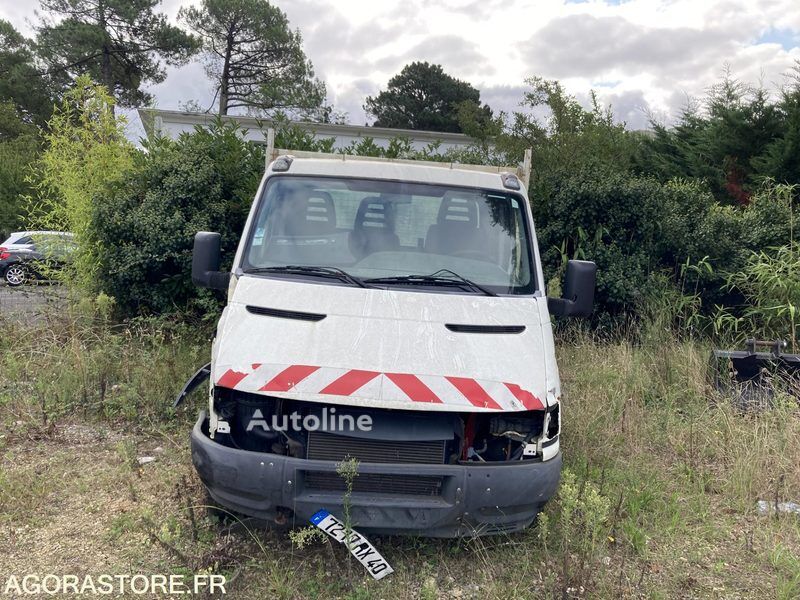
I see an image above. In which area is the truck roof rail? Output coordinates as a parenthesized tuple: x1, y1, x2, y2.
(264, 128, 532, 190)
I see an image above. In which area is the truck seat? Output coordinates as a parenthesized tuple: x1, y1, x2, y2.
(425, 195, 493, 260)
(349, 197, 400, 259)
(284, 191, 337, 236)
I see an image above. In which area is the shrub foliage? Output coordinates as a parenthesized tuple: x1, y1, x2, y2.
(93, 121, 264, 316)
(32, 76, 135, 293)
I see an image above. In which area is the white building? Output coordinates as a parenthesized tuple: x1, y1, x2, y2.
(137, 109, 477, 153)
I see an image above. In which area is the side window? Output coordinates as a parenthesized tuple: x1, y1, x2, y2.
(14, 236, 32, 245)
(35, 235, 57, 255)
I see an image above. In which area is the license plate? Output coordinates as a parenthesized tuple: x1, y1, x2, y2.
(310, 509, 394, 580)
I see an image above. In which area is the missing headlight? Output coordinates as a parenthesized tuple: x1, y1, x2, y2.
(463, 409, 547, 462)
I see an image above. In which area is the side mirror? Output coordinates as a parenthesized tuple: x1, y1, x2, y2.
(547, 260, 597, 318)
(192, 232, 230, 291)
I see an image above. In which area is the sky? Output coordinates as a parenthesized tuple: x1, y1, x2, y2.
(3, 0, 800, 137)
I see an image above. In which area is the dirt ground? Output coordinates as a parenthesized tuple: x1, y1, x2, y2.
(1, 423, 185, 578)
(2, 415, 799, 600)
(0, 419, 452, 599)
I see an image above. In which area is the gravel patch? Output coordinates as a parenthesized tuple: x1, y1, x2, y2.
(0, 286, 66, 321)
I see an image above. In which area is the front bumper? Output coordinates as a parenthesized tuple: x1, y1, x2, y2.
(191, 412, 562, 537)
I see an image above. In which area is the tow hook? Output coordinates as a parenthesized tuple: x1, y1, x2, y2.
(275, 507, 292, 526)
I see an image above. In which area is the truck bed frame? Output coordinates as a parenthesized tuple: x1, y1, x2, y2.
(263, 127, 533, 189)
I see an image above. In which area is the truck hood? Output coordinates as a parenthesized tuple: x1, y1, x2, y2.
(212, 276, 555, 412)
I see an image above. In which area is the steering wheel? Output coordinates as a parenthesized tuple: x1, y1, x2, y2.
(451, 249, 487, 260)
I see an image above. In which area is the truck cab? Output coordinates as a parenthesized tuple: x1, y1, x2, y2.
(189, 150, 595, 537)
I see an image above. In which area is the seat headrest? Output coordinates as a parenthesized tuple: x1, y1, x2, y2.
(355, 197, 394, 230)
(437, 193, 479, 227)
(284, 191, 336, 235)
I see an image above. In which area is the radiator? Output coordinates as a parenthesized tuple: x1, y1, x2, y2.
(306, 431, 446, 464)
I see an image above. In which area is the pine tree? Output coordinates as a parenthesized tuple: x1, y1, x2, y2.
(753, 66, 800, 186)
(36, 0, 198, 109)
(180, 0, 325, 117)
(0, 20, 57, 126)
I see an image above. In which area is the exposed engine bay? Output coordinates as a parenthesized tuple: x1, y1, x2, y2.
(211, 387, 559, 465)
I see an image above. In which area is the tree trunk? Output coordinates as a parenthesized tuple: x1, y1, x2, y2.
(102, 46, 113, 115)
(218, 29, 234, 115)
(98, 0, 114, 115)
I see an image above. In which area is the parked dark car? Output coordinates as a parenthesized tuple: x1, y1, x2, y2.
(0, 234, 75, 286)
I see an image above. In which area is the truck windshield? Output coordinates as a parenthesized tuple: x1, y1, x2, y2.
(242, 176, 535, 295)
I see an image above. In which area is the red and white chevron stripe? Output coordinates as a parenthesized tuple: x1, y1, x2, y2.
(215, 363, 544, 411)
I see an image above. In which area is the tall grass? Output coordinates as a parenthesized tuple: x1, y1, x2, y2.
(728, 243, 800, 351)
(1, 304, 798, 597)
(0, 304, 208, 430)
(550, 322, 800, 596)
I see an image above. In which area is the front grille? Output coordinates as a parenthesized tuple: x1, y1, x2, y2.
(304, 471, 443, 496)
(306, 431, 446, 464)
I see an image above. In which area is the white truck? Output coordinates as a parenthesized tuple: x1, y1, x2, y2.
(185, 147, 596, 537)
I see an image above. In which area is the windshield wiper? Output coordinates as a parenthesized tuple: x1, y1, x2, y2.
(242, 265, 372, 288)
(364, 269, 497, 296)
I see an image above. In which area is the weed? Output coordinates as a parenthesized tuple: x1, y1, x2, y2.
(770, 541, 800, 600)
(728, 242, 800, 350)
(419, 576, 438, 600)
(0, 309, 208, 431)
(554, 469, 611, 594)
(336, 456, 359, 534)
(336, 456, 360, 577)
(289, 526, 327, 550)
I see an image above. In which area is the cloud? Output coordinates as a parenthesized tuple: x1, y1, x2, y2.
(596, 88, 652, 129)
(374, 34, 494, 77)
(1, 0, 37, 34)
(329, 78, 380, 125)
(147, 60, 213, 111)
(433, 0, 516, 20)
(521, 14, 735, 81)
(281, 0, 419, 74)
(479, 84, 528, 115)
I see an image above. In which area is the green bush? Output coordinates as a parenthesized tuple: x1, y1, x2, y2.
(535, 165, 798, 317)
(663, 182, 798, 313)
(534, 167, 665, 312)
(82, 81, 796, 324)
(740, 182, 797, 249)
(92, 121, 264, 317)
(727, 243, 800, 350)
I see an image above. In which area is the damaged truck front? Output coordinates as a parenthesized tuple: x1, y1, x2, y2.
(186, 151, 596, 537)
